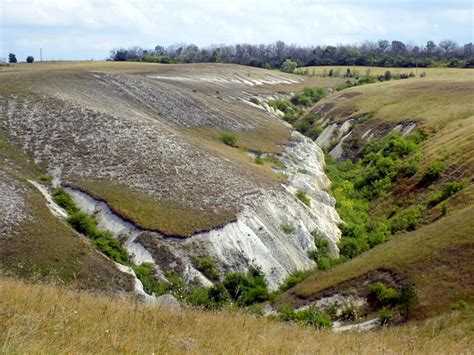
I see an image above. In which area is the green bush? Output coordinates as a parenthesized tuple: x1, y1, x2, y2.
(218, 132, 237, 147)
(428, 179, 468, 207)
(399, 159, 419, 178)
(133, 263, 158, 295)
(186, 287, 212, 308)
(390, 205, 424, 233)
(195, 257, 220, 281)
(223, 269, 270, 306)
(53, 189, 78, 214)
(296, 190, 311, 207)
(207, 282, 230, 306)
(368, 282, 400, 307)
(280, 307, 332, 329)
(419, 161, 444, 186)
(278, 270, 311, 292)
(67, 212, 98, 236)
(280, 59, 297, 73)
(378, 309, 393, 326)
(93, 231, 128, 264)
(309, 126, 323, 140)
(400, 284, 417, 320)
(281, 223, 295, 234)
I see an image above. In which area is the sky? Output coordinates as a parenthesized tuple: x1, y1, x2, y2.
(1, 0, 473, 61)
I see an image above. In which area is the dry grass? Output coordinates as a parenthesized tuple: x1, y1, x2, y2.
(299, 65, 472, 78)
(1, 276, 472, 354)
(277, 206, 474, 319)
(71, 178, 236, 237)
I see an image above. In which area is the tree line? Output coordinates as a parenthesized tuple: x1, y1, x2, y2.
(109, 40, 473, 69)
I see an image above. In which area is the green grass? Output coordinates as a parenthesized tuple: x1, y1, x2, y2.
(277, 206, 474, 319)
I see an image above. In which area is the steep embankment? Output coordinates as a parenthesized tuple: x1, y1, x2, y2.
(0, 62, 343, 290)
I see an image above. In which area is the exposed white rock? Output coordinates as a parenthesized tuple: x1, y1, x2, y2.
(154, 294, 181, 310)
(333, 318, 380, 333)
(64, 131, 341, 290)
(28, 180, 67, 218)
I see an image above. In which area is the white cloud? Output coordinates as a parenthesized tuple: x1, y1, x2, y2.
(1, 0, 472, 60)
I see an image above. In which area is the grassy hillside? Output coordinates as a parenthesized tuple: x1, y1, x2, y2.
(277, 206, 474, 318)
(276, 67, 474, 321)
(1, 276, 472, 353)
(0, 135, 133, 291)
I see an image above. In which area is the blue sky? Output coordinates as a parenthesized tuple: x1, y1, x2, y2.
(1, 0, 473, 61)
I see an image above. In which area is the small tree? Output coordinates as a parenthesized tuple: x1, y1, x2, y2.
(400, 284, 417, 321)
(8, 53, 17, 63)
(280, 59, 297, 73)
(26, 56, 34, 63)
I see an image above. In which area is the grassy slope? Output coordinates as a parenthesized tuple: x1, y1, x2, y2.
(1, 276, 472, 353)
(0, 135, 133, 292)
(1, 62, 345, 236)
(277, 206, 474, 318)
(277, 68, 474, 319)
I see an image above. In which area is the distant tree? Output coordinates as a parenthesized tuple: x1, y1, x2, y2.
(26, 56, 34, 63)
(377, 40, 390, 52)
(391, 40, 407, 54)
(8, 53, 17, 63)
(154, 45, 165, 55)
(426, 40, 436, 54)
(280, 58, 297, 73)
(438, 40, 457, 54)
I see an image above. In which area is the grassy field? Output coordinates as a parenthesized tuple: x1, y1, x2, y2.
(1, 276, 472, 353)
(298, 65, 472, 78)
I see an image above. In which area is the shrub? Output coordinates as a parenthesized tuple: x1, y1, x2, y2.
(223, 269, 269, 306)
(390, 205, 424, 233)
(26, 56, 34, 63)
(340, 303, 358, 321)
(280, 59, 297, 73)
(133, 263, 158, 295)
(249, 97, 260, 105)
(400, 284, 417, 320)
(384, 70, 392, 81)
(420, 72, 427, 77)
(218, 132, 237, 147)
(93, 231, 128, 264)
(368, 282, 400, 307)
(281, 223, 295, 234)
(428, 179, 468, 207)
(296, 190, 311, 207)
(378, 309, 393, 326)
(195, 257, 220, 281)
(207, 283, 230, 306)
(52, 189, 78, 214)
(309, 126, 323, 140)
(67, 212, 98, 236)
(281, 307, 333, 329)
(399, 159, 419, 178)
(337, 237, 368, 259)
(186, 287, 212, 308)
(263, 156, 285, 169)
(279, 270, 311, 292)
(419, 161, 444, 186)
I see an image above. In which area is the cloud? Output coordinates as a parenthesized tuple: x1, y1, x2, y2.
(1, 0, 472, 60)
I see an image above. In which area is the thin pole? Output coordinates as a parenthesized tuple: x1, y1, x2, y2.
(40, 48, 42, 61)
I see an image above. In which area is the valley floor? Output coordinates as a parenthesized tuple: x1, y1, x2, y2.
(0, 276, 472, 354)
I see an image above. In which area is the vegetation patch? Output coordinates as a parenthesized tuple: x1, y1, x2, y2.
(70, 179, 236, 237)
(296, 190, 311, 207)
(218, 131, 237, 147)
(194, 257, 220, 281)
